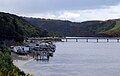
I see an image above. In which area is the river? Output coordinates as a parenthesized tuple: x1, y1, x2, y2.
(14, 39, 120, 76)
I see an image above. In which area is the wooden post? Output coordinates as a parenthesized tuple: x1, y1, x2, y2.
(33, 54, 34, 58)
(40, 54, 41, 60)
(66, 39, 67, 42)
(97, 39, 98, 43)
(107, 39, 109, 42)
(47, 55, 49, 60)
(37, 54, 38, 60)
(117, 39, 119, 42)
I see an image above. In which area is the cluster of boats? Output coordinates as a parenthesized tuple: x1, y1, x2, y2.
(10, 41, 56, 60)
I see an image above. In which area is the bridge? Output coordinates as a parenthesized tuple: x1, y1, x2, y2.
(27, 37, 120, 43)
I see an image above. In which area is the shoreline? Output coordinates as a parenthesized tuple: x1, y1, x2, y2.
(12, 52, 34, 66)
(12, 52, 34, 74)
(13, 58, 34, 67)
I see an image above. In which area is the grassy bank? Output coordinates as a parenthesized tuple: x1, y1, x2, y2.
(0, 45, 33, 76)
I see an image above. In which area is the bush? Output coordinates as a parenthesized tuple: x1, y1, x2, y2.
(0, 45, 33, 76)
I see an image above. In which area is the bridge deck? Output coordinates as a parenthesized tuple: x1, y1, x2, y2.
(27, 37, 120, 42)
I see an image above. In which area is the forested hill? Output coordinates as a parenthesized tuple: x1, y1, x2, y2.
(23, 17, 120, 37)
(0, 12, 48, 43)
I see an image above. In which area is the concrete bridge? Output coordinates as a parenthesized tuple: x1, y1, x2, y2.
(27, 37, 120, 43)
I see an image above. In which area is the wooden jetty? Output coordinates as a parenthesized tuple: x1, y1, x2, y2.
(32, 50, 50, 60)
(29, 42, 56, 61)
(31, 49, 54, 60)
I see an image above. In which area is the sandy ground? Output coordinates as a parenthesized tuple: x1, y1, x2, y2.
(12, 52, 34, 74)
(13, 58, 33, 67)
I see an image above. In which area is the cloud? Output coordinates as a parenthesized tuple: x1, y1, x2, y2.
(0, 0, 120, 22)
(23, 3, 120, 22)
(0, 0, 120, 14)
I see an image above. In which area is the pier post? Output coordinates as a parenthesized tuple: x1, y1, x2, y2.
(40, 55, 41, 60)
(97, 39, 98, 43)
(107, 39, 109, 42)
(66, 39, 67, 42)
(47, 55, 50, 60)
(86, 39, 88, 42)
(117, 39, 119, 42)
(33, 54, 34, 58)
(37, 54, 38, 60)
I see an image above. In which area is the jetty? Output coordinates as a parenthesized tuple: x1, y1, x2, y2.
(31, 42, 56, 60)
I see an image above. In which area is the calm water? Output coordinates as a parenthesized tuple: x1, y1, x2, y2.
(15, 39, 120, 76)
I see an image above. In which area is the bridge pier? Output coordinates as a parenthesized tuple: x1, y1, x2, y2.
(97, 39, 98, 43)
(76, 39, 78, 42)
(117, 39, 119, 42)
(86, 39, 88, 42)
(107, 39, 109, 42)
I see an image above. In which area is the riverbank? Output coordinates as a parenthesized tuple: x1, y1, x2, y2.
(11, 52, 33, 60)
(0, 45, 33, 76)
(12, 52, 34, 75)
(12, 52, 34, 67)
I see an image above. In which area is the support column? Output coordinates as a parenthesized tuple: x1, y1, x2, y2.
(97, 39, 98, 43)
(107, 39, 109, 42)
(86, 39, 88, 42)
(76, 39, 78, 42)
(117, 39, 119, 42)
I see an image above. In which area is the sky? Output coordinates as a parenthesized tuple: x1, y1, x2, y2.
(0, 0, 120, 22)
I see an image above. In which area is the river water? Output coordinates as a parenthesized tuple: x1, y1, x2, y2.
(14, 39, 120, 76)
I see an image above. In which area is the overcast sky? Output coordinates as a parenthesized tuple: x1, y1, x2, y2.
(0, 0, 120, 22)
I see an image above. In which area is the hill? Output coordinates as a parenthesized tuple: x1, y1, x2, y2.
(23, 17, 120, 37)
(99, 19, 120, 37)
(0, 12, 48, 43)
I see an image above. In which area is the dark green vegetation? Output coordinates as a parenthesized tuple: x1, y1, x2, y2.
(0, 45, 33, 76)
(24, 17, 120, 37)
(99, 19, 120, 37)
(0, 12, 48, 43)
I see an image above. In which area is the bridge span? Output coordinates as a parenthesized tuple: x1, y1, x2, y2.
(27, 37, 120, 43)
